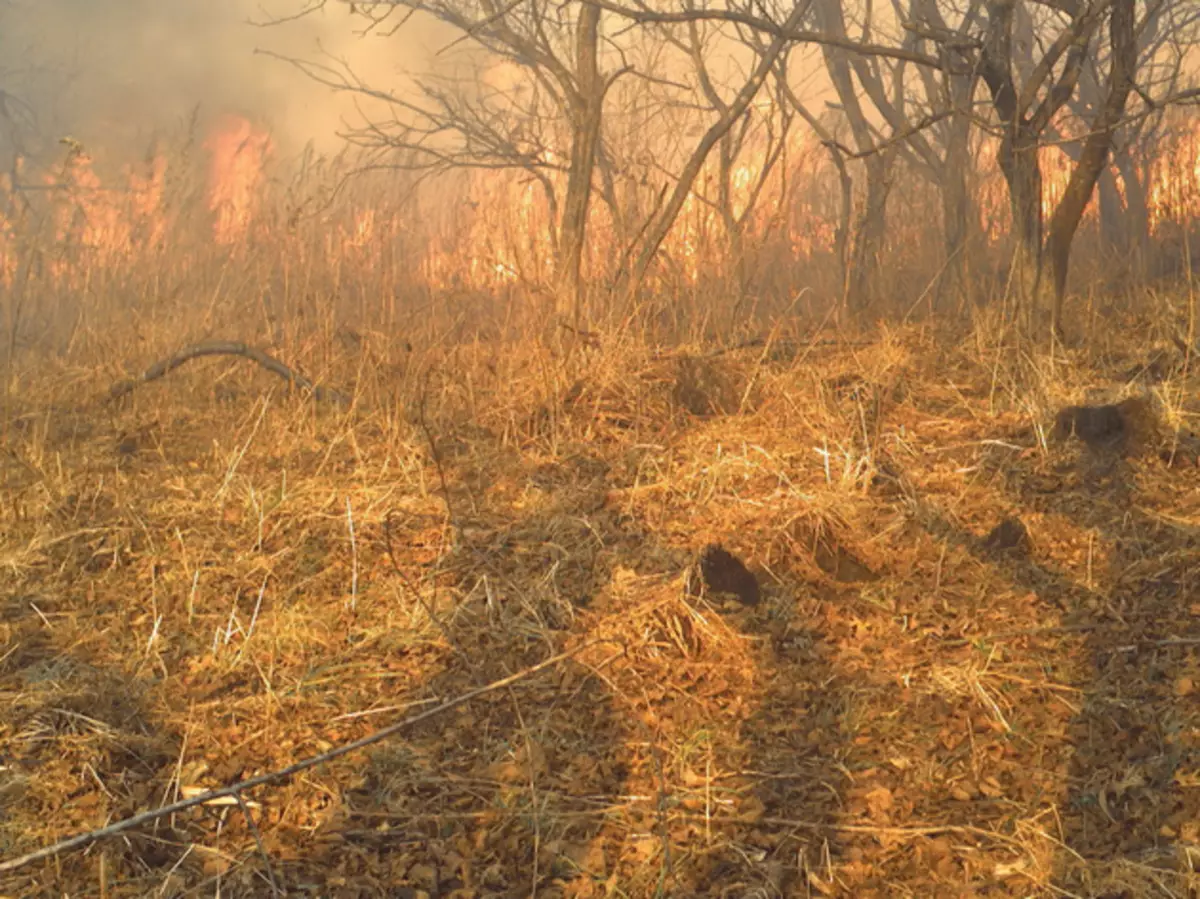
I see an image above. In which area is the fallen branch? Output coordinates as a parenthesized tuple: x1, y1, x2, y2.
(106, 340, 351, 407)
(0, 642, 606, 874)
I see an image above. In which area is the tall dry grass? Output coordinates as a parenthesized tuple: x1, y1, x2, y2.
(0, 110, 1199, 897)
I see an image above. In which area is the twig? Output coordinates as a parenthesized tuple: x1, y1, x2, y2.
(671, 813, 1026, 849)
(106, 340, 351, 407)
(345, 497, 358, 611)
(382, 511, 464, 659)
(233, 792, 279, 897)
(648, 335, 868, 362)
(1110, 636, 1200, 652)
(945, 623, 1103, 646)
(0, 643, 604, 874)
(558, 323, 602, 349)
(415, 365, 458, 524)
(651, 725, 671, 899)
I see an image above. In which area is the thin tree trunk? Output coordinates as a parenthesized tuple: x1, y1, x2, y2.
(555, 5, 603, 325)
(781, 88, 853, 306)
(1096, 165, 1125, 251)
(1112, 145, 1150, 273)
(848, 154, 893, 310)
(998, 127, 1044, 326)
(939, 157, 970, 310)
(936, 73, 974, 312)
(813, 0, 894, 312)
(1046, 0, 1136, 335)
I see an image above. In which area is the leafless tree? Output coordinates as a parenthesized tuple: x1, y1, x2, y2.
(274, 1, 627, 324)
(946, 0, 1138, 333)
(609, 2, 812, 301)
(279, 0, 821, 328)
(595, 0, 982, 311)
(1050, 0, 1200, 271)
(600, 0, 1198, 335)
(655, 14, 796, 305)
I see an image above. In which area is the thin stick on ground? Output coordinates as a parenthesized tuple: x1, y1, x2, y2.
(0, 642, 609, 875)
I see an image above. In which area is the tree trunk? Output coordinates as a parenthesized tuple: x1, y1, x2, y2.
(812, 0, 894, 311)
(999, 127, 1044, 326)
(555, 5, 603, 325)
(1096, 165, 1125, 251)
(1112, 145, 1150, 273)
(783, 93, 853, 307)
(716, 132, 749, 303)
(938, 85, 974, 311)
(832, 155, 853, 301)
(1045, 0, 1136, 336)
(848, 153, 893, 310)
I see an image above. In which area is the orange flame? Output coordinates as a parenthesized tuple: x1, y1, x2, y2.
(1, 107, 1198, 303)
(205, 115, 272, 245)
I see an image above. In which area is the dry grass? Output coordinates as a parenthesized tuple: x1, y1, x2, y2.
(1, 304, 1198, 898)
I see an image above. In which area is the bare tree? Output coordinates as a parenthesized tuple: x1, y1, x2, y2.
(279, 1, 629, 324)
(919, 0, 1140, 333)
(595, 0, 983, 311)
(600, 0, 1198, 335)
(659, 14, 796, 304)
(764, 0, 976, 311)
(283, 0, 826, 327)
(811, 0, 901, 309)
(610, 2, 812, 301)
(1052, 0, 1200, 271)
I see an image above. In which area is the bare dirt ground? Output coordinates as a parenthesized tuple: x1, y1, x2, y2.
(2, 319, 1199, 898)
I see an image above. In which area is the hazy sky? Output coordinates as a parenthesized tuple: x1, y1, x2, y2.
(0, 0, 447, 164)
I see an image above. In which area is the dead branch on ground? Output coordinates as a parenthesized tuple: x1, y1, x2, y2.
(0, 642, 606, 875)
(106, 340, 351, 407)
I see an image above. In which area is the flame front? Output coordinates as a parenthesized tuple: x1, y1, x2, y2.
(205, 115, 272, 246)
(1, 109, 1199, 302)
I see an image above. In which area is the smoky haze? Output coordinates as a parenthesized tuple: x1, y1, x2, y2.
(0, 0, 445, 167)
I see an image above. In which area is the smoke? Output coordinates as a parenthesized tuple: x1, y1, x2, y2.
(0, 0, 446, 167)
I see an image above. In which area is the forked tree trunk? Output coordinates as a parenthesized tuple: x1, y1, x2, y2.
(555, 5, 604, 325)
(1112, 145, 1151, 271)
(1046, 0, 1136, 335)
(812, 0, 896, 312)
(1096, 165, 1125, 250)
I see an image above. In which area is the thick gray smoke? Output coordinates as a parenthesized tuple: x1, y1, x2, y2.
(0, 0, 437, 168)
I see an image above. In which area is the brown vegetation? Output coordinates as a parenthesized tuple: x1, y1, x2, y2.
(1, 23, 1200, 891)
(2, 298, 1199, 895)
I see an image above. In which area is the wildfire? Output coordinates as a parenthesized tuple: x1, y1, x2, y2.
(2, 107, 1199, 302)
(1147, 124, 1200, 232)
(205, 115, 273, 245)
(34, 141, 171, 271)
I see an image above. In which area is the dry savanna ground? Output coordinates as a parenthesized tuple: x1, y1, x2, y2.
(2, 310, 1200, 898)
